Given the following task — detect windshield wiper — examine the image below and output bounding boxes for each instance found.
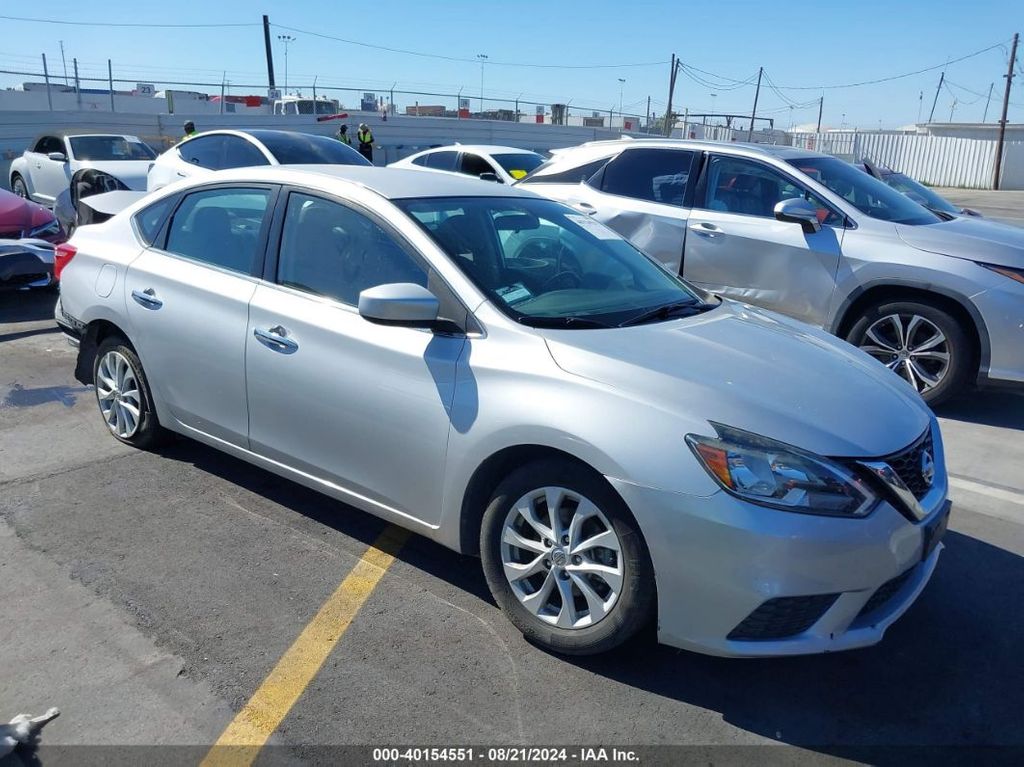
[618,301,713,327]
[519,316,613,329]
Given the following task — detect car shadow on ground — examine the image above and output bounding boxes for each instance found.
[159,439,1023,758]
[936,390,1024,431]
[0,288,57,326]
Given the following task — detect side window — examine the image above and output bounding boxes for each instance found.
[425,151,459,171]
[165,187,271,273]
[600,148,694,206]
[222,137,270,169]
[410,155,430,167]
[33,136,63,155]
[523,156,611,184]
[701,156,842,225]
[459,153,494,177]
[179,135,224,169]
[134,196,177,246]
[276,193,428,306]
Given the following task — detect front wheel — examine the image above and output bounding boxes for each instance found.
[92,336,169,449]
[846,300,973,406]
[480,459,655,655]
[11,175,28,199]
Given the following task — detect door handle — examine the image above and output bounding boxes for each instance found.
[131,288,163,309]
[688,222,724,237]
[176,171,187,177]
[254,325,298,353]
[571,201,597,215]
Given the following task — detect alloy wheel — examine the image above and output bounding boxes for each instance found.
[95,350,142,439]
[501,486,624,629]
[859,313,951,394]
[12,178,27,198]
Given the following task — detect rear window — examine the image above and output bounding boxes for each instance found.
[521,156,611,184]
[249,132,371,166]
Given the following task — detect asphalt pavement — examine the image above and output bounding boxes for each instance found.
[1,194,1023,764]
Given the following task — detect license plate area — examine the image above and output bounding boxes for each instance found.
[921,501,951,562]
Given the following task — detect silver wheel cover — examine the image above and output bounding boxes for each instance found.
[96,350,142,439]
[859,313,951,394]
[501,486,624,629]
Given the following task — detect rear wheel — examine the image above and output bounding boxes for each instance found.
[480,459,655,655]
[92,336,169,449]
[846,299,972,406]
[11,175,28,199]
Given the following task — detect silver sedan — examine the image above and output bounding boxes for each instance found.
[55,166,950,656]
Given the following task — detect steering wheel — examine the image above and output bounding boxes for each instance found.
[516,239,582,286]
[541,270,583,291]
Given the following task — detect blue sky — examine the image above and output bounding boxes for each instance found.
[1,0,1021,128]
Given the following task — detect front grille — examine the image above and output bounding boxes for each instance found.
[727,593,839,640]
[881,430,934,500]
[857,567,915,620]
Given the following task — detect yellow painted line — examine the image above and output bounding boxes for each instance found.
[200,525,410,767]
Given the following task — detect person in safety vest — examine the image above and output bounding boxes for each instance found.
[180,121,196,143]
[356,123,374,163]
[337,124,352,145]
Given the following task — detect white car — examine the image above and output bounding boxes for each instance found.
[147,129,369,191]
[9,133,156,206]
[390,145,545,185]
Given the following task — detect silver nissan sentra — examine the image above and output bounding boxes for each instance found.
[54,165,950,657]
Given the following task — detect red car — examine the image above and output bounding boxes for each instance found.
[0,186,64,243]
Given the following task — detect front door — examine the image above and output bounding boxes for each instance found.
[246,191,464,526]
[125,185,275,445]
[682,154,845,326]
[30,136,71,204]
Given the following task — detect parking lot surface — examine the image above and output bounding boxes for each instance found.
[1,192,1023,764]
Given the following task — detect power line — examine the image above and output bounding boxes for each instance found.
[0,14,258,28]
[271,23,669,70]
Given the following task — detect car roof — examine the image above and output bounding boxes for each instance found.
[552,137,828,162]
[201,165,540,200]
[415,145,540,155]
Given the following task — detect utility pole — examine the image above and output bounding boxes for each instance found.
[277,35,295,93]
[108,59,115,112]
[663,54,678,136]
[816,95,823,133]
[949,97,957,122]
[747,66,763,141]
[41,54,52,111]
[983,82,994,122]
[917,91,923,123]
[645,95,651,132]
[618,77,625,121]
[477,53,488,114]
[928,71,944,123]
[72,58,80,109]
[59,40,68,86]
[994,32,1019,190]
[262,15,276,91]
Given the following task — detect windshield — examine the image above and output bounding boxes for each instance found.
[491,152,545,180]
[882,173,959,215]
[247,131,371,166]
[788,156,940,225]
[69,136,156,161]
[397,196,705,328]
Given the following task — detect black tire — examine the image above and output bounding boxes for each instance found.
[92,335,170,449]
[846,299,973,406]
[480,459,655,655]
[11,175,28,199]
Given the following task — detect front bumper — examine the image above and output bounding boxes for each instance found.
[610,449,949,657]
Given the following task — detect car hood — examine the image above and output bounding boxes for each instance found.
[76,160,152,191]
[543,301,930,459]
[896,217,1024,268]
[0,192,52,234]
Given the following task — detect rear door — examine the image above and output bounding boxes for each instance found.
[569,147,696,274]
[682,154,845,326]
[125,184,276,446]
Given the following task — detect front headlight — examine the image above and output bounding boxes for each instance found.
[980,263,1024,286]
[27,219,61,238]
[686,423,877,518]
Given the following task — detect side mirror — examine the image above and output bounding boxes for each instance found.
[358,283,440,328]
[479,172,503,183]
[774,198,822,234]
[48,152,68,163]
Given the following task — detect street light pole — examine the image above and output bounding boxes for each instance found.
[618,77,625,121]
[477,53,488,114]
[277,34,295,93]
[59,40,69,86]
